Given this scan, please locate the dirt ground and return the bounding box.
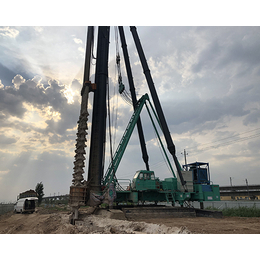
[0,207,260,234]
[142,216,260,234]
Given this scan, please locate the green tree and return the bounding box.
[35,182,44,206]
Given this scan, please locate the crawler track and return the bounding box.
[120,206,223,220]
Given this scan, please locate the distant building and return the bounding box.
[220,185,260,200]
[221,195,259,200]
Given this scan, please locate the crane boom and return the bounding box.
[130,26,187,191]
[118,26,150,171]
[102,94,149,187]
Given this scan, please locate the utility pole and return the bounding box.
[245,178,249,199]
[181,149,188,166]
[230,177,233,187]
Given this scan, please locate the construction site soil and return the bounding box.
[0,206,260,234]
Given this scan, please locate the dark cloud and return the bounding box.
[0,75,80,134]
[0,85,26,118]
[189,27,260,81]
[0,134,17,145]
[44,101,80,136]
[162,94,247,135]
[159,80,259,135]
[243,109,260,125]
[0,43,35,86]
[70,79,82,93]
[0,62,17,86]
[192,40,221,73]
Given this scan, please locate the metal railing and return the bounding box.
[191,200,260,209]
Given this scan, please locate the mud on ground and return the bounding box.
[0,206,260,234]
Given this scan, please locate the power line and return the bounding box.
[188,127,260,152]
[194,132,260,153]
[145,128,260,171]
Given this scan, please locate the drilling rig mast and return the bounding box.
[69,26,221,224]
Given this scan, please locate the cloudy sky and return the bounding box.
[0,25,260,202]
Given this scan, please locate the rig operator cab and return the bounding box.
[131,170,159,191]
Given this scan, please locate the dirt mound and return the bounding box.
[1,206,260,234]
[0,208,189,234]
[74,214,190,234]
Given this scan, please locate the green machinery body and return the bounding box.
[115,169,220,206]
[102,94,220,206]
